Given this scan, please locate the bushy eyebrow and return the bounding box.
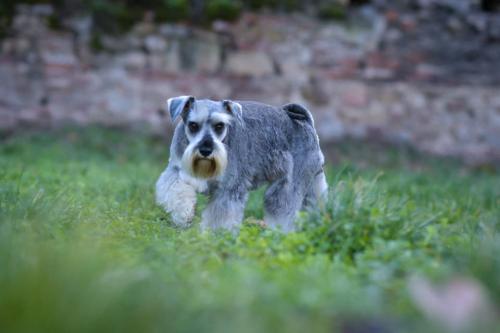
[210,113,232,124]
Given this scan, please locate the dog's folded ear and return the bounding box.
[222,100,244,126]
[167,96,195,122]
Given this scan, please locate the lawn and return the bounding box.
[0,127,499,333]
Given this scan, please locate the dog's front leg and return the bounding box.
[201,188,248,232]
[155,164,198,227]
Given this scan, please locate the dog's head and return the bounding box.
[167,96,242,179]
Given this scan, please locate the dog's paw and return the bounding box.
[156,177,197,227]
[169,203,196,227]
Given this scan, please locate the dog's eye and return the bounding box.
[213,122,225,133]
[188,122,199,133]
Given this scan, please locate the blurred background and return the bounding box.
[1,0,500,165]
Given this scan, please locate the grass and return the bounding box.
[0,127,499,333]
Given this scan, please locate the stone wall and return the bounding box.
[1,4,499,165]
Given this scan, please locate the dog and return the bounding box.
[156,96,328,232]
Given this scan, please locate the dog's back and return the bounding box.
[237,101,320,153]
[225,101,324,187]
[237,101,317,146]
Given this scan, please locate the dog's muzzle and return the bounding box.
[182,134,227,180]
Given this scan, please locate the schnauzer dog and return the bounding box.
[156,96,328,232]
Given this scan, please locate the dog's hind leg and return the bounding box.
[155,164,198,227]
[302,170,328,210]
[263,177,304,232]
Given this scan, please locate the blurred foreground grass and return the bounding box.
[0,127,499,333]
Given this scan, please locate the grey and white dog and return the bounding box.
[155,96,328,232]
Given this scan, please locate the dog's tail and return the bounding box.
[282,103,314,126]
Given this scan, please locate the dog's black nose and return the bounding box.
[198,136,214,157]
[199,146,212,157]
